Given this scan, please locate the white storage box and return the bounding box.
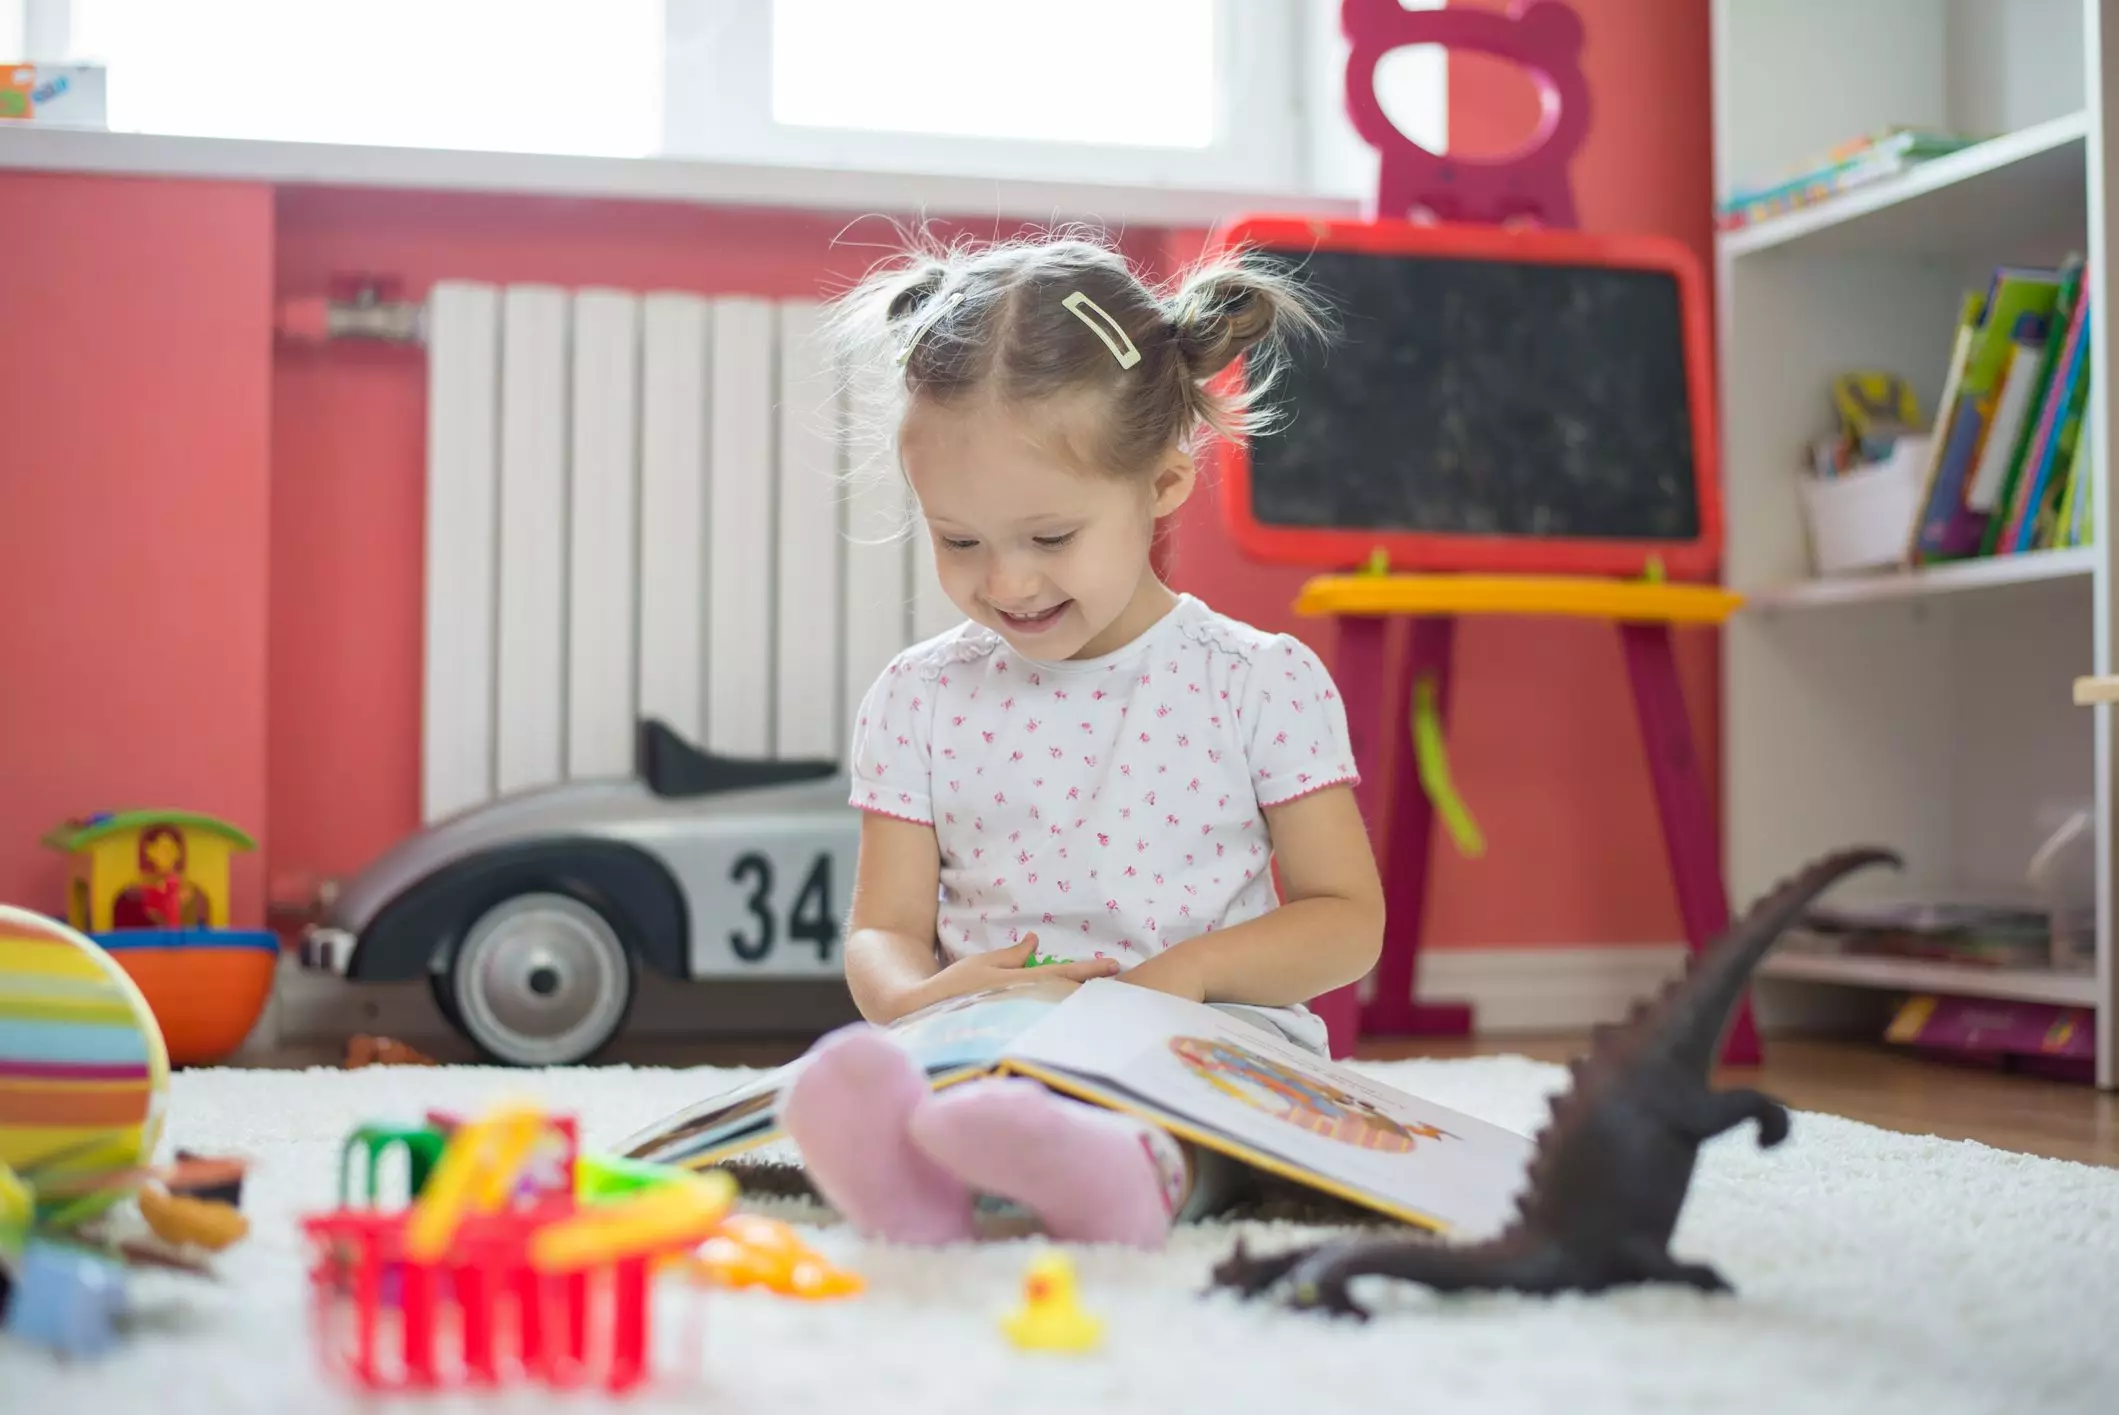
[2,63,107,127]
[1797,433,1930,576]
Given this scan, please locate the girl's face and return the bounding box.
[900,396,1194,661]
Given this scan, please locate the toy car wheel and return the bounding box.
[446,892,635,1066]
[428,971,463,1031]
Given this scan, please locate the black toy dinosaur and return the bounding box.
[1210,844,1901,1319]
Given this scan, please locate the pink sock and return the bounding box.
[906,1077,1188,1249]
[776,1023,977,1244]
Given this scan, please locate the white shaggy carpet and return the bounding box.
[6,1055,2117,1415]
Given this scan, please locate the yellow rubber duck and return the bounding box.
[1000,1249,1103,1354]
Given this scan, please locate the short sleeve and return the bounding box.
[1244,634,1359,807]
[848,653,936,825]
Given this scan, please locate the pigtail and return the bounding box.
[822,248,953,374]
[1164,249,1329,444]
[885,260,950,323]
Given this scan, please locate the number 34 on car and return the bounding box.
[297,719,861,1066]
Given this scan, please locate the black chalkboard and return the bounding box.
[1244,246,1703,543]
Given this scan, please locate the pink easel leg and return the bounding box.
[1314,615,1389,1059]
[1618,621,1760,1067]
[1364,615,1475,1040]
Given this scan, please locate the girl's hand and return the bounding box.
[904,934,1119,1014]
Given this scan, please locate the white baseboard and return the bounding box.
[1414,944,1692,1033]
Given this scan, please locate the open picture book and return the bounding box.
[616,978,1538,1236]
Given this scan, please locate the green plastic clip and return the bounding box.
[575,1151,692,1204]
[1411,673,1485,858]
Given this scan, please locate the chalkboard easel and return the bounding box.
[1240,0,1756,1067]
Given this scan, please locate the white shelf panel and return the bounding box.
[1719,111,2088,260]
[1761,950,2099,1008]
[1742,546,2095,612]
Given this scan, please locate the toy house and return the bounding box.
[41,809,257,935]
[39,810,277,1066]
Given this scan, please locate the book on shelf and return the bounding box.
[612,976,1537,1237]
[1792,897,2093,976]
[1895,256,2095,568]
[1716,125,1982,231]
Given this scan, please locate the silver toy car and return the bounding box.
[299,718,860,1066]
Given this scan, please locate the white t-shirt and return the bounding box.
[847,593,1360,1052]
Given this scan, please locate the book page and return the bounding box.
[613,976,1075,1166]
[1000,980,1535,1236]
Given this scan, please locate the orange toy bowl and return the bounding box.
[94,929,278,1066]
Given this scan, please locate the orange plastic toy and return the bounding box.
[41,810,276,1065]
[688,1213,864,1299]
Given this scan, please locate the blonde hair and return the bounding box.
[823,227,1329,484]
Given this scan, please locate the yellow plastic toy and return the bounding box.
[42,810,257,933]
[530,1169,736,1274]
[1000,1249,1103,1354]
[689,1212,865,1299]
[137,1184,249,1252]
[403,1100,551,1260]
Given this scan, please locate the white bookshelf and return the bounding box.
[1712,0,2118,1088]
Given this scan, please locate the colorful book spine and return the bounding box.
[1978,255,2084,555]
[2000,274,2092,555]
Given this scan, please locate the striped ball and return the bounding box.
[0,903,170,1221]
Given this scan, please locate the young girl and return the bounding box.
[776,233,1385,1249]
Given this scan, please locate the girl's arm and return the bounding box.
[843,812,1120,1024]
[1122,784,1384,1008]
[842,812,946,1024]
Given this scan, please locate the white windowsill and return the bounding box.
[0,122,1364,226]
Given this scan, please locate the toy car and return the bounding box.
[299,719,860,1066]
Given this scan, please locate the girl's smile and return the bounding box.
[993,599,1073,633]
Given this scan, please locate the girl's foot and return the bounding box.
[906,1078,1189,1249]
[776,1023,977,1244]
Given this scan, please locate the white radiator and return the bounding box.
[420,280,957,824]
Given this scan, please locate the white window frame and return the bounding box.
[16,0,60,57]
[664,0,1310,194]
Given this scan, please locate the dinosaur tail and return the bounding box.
[1664,845,1901,1072]
[1299,1234,1576,1300]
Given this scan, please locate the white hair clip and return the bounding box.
[895,290,964,366]
[1062,291,1141,369]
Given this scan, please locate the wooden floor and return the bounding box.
[293,1029,2119,1170]
[1361,1034,2119,1170]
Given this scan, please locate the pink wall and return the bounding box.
[0,174,276,924]
[1159,0,1722,952]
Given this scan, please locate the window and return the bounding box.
[665,0,1307,193]
[766,0,1218,150]
[56,0,664,157]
